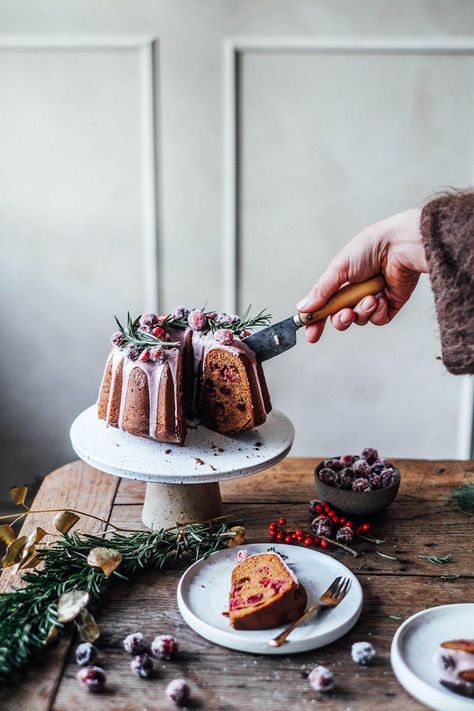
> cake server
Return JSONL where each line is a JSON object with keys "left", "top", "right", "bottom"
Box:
{"left": 243, "top": 274, "right": 386, "bottom": 361}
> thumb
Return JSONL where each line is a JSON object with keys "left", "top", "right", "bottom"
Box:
{"left": 296, "top": 257, "right": 349, "bottom": 312}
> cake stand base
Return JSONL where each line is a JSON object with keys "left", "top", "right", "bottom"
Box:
{"left": 70, "top": 406, "right": 294, "bottom": 531}
{"left": 142, "top": 481, "right": 224, "bottom": 529}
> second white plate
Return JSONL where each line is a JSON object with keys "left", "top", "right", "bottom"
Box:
{"left": 177, "top": 543, "right": 363, "bottom": 655}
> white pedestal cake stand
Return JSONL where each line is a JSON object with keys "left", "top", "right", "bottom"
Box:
{"left": 70, "top": 405, "right": 294, "bottom": 529}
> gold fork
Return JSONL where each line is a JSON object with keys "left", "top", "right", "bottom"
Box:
{"left": 268, "top": 576, "right": 351, "bottom": 647}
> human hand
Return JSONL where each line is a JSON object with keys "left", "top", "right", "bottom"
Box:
{"left": 296, "top": 208, "right": 428, "bottom": 343}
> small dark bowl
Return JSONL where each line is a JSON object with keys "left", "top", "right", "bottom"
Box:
{"left": 314, "top": 460, "right": 400, "bottom": 516}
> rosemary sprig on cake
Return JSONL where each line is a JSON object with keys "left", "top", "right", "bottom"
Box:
{"left": 112, "top": 306, "right": 272, "bottom": 360}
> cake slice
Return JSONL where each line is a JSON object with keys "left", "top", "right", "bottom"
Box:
{"left": 228, "top": 552, "right": 307, "bottom": 630}
{"left": 435, "top": 639, "right": 474, "bottom": 698}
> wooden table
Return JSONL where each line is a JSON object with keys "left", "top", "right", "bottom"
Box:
{"left": 2, "top": 457, "right": 473, "bottom": 711}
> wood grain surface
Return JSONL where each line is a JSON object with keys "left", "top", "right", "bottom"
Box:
{"left": 1, "top": 458, "right": 473, "bottom": 711}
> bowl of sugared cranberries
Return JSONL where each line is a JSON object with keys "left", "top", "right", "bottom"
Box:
{"left": 314, "top": 449, "right": 400, "bottom": 515}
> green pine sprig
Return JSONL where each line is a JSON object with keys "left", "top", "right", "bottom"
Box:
{"left": 0, "top": 521, "right": 240, "bottom": 686}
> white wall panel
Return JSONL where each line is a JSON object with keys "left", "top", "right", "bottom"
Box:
{"left": 237, "top": 49, "right": 474, "bottom": 457}
{"left": 0, "top": 46, "right": 153, "bottom": 501}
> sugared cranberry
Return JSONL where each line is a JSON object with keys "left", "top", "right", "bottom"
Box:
{"left": 352, "top": 478, "right": 372, "bottom": 493}
{"left": 123, "top": 632, "right": 146, "bottom": 655}
{"left": 368, "top": 472, "right": 382, "bottom": 489}
{"left": 339, "top": 467, "right": 356, "bottom": 489}
{"left": 311, "top": 515, "right": 331, "bottom": 533}
{"left": 126, "top": 344, "right": 140, "bottom": 361}
{"left": 138, "top": 348, "right": 150, "bottom": 362}
{"left": 75, "top": 642, "right": 97, "bottom": 666}
{"left": 318, "top": 468, "right": 338, "bottom": 486}
{"left": 361, "top": 448, "right": 379, "bottom": 465}
{"left": 351, "top": 641, "right": 376, "bottom": 665}
{"left": 111, "top": 331, "right": 124, "bottom": 347}
{"left": 340, "top": 454, "right": 355, "bottom": 466}
{"left": 240, "top": 329, "right": 251, "bottom": 338}
{"left": 308, "top": 665, "right": 334, "bottom": 692}
{"left": 188, "top": 309, "right": 207, "bottom": 331}
{"left": 131, "top": 653, "right": 154, "bottom": 678}
{"left": 316, "top": 523, "right": 332, "bottom": 538}
{"left": 171, "top": 305, "right": 188, "bottom": 320}
{"left": 336, "top": 526, "right": 354, "bottom": 544}
{"left": 166, "top": 679, "right": 190, "bottom": 706}
{"left": 324, "top": 458, "right": 344, "bottom": 471}
{"left": 150, "top": 346, "right": 165, "bottom": 362}
{"left": 76, "top": 666, "right": 106, "bottom": 692}
{"left": 353, "top": 459, "right": 369, "bottom": 476}
{"left": 380, "top": 468, "right": 396, "bottom": 488}
{"left": 370, "top": 462, "right": 385, "bottom": 475}
{"left": 214, "top": 328, "right": 234, "bottom": 345}
{"left": 309, "top": 499, "right": 322, "bottom": 516}
{"left": 139, "top": 313, "right": 158, "bottom": 329}
{"left": 151, "top": 634, "right": 179, "bottom": 660}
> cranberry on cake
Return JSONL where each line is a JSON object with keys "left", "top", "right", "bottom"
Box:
{"left": 228, "top": 552, "right": 307, "bottom": 630}
{"left": 435, "top": 639, "right": 474, "bottom": 698}
{"left": 97, "top": 307, "right": 272, "bottom": 445}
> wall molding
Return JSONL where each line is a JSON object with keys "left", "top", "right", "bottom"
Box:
{"left": 0, "top": 35, "right": 162, "bottom": 312}
{"left": 223, "top": 36, "right": 474, "bottom": 456}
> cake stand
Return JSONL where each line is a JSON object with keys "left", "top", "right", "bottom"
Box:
{"left": 70, "top": 405, "right": 294, "bottom": 529}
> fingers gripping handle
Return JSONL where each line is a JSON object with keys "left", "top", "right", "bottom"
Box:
{"left": 297, "top": 274, "right": 386, "bottom": 326}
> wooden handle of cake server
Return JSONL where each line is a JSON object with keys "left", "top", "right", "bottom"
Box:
{"left": 297, "top": 274, "right": 386, "bottom": 326}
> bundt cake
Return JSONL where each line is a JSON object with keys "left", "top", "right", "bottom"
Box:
{"left": 435, "top": 639, "right": 474, "bottom": 698}
{"left": 97, "top": 307, "right": 272, "bottom": 445}
{"left": 228, "top": 551, "right": 307, "bottom": 630}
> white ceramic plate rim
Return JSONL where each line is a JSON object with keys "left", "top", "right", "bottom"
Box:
{"left": 177, "top": 543, "right": 363, "bottom": 655}
{"left": 391, "top": 603, "right": 474, "bottom": 711}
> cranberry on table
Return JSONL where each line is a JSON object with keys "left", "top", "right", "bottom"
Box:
{"left": 130, "top": 653, "right": 154, "bottom": 679}
{"left": 351, "top": 641, "right": 376, "bottom": 665}
{"left": 308, "top": 665, "right": 334, "bottom": 692}
{"left": 123, "top": 632, "right": 146, "bottom": 655}
{"left": 151, "top": 634, "right": 179, "bottom": 660}
{"left": 336, "top": 526, "right": 354, "bottom": 544}
{"left": 75, "top": 642, "right": 97, "bottom": 666}
{"left": 277, "top": 517, "right": 287, "bottom": 526}
{"left": 76, "top": 666, "right": 106, "bottom": 693}
{"left": 166, "top": 678, "right": 190, "bottom": 706}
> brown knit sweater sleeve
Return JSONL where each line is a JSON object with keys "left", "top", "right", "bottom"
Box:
{"left": 420, "top": 191, "right": 474, "bottom": 375}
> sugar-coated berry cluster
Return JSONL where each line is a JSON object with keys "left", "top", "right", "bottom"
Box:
{"left": 318, "top": 449, "right": 400, "bottom": 492}
{"left": 75, "top": 631, "right": 184, "bottom": 700}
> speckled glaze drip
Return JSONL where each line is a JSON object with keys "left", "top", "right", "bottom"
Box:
{"left": 103, "top": 346, "right": 180, "bottom": 437}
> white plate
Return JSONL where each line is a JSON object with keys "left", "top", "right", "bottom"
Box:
{"left": 70, "top": 406, "right": 294, "bottom": 484}
{"left": 391, "top": 604, "right": 474, "bottom": 711}
{"left": 177, "top": 543, "right": 363, "bottom": 654}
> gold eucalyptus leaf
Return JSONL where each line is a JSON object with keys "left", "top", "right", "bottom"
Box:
{"left": 0, "top": 524, "right": 16, "bottom": 546}
{"left": 227, "top": 526, "right": 246, "bottom": 548}
{"left": 2, "top": 536, "right": 28, "bottom": 568}
{"left": 19, "top": 553, "right": 41, "bottom": 570}
{"left": 76, "top": 608, "right": 100, "bottom": 643}
{"left": 10, "top": 486, "right": 28, "bottom": 506}
{"left": 57, "top": 590, "right": 90, "bottom": 623}
{"left": 87, "top": 547, "right": 122, "bottom": 577}
{"left": 45, "top": 625, "right": 59, "bottom": 645}
{"left": 53, "top": 511, "right": 80, "bottom": 535}
{"left": 27, "top": 527, "right": 47, "bottom": 547}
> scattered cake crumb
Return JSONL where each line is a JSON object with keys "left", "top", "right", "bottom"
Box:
{"left": 164, "top": 448, "right": 172, "bottom": 454}
{"left": 194, "top": 457, "right": 204, "bottom": 465}
{"left": 209, "top": 465, "right": 217, "bottom": 471}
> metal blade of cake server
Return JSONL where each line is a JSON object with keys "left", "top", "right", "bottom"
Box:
{"left": 242, "top": 317, "right": 299, "bottom": 362}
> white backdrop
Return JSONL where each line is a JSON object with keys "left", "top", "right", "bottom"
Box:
{"left": 0, "top": 1, "right": 473, "bottom": 508}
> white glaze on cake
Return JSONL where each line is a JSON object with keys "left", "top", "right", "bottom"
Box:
{"left": 435, "top": 647, "right": 474, "bottom": 689}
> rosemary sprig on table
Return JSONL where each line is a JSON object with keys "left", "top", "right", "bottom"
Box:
{"left": 0, "top": 521, "right": 241, "bottom": 686}
{"left": 419, "top": 553, "right": 453, "bottom": 565}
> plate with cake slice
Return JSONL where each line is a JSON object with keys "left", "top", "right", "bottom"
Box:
{"left": 391, "top": 603, "right": 474, "bottom": 711}
{"left": 177, "top": 543, "right": 363, "bottom": 654}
